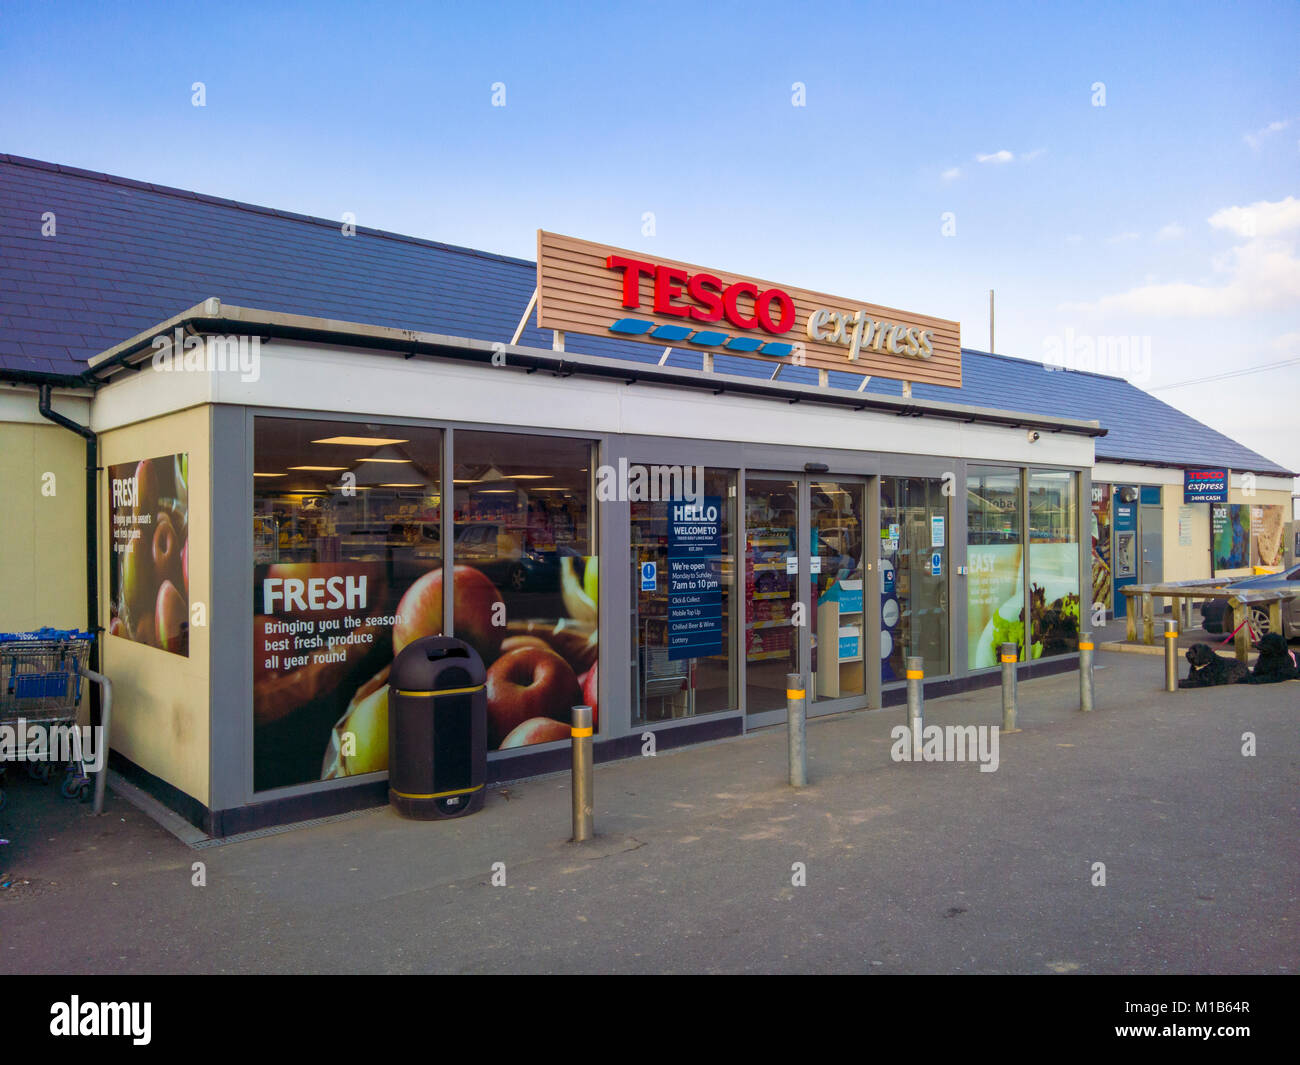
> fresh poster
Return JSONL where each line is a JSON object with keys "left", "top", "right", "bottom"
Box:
{"left": 967, "top": 544, "right": 1024, "bottom": 668}
{"left": 108, "top": 453, "right": 190, "bottom": 656}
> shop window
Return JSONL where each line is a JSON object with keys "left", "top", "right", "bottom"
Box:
{"left": 1028, "top": 470, "right": 1081, "bottom": 658}
{"left": 966, "top": 467, "right": 1024, "bottom": 668}
{"left": 631, "top": 469, "right": 736, "bottom": 723}
{"left": 252, "top": 417, "right": 443, "bottom": 792}
{"left": 880, "top": 476, "right": 949, "bottom": 680}
{"left": 452, "top": 431, "right": 597, "bottom": 751}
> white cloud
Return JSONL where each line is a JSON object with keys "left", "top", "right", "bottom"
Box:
{"left": 1106, "top": 231, "right": 1140, "bottom": 244}
{"left": 1208, "top": 195, "right": 1300, "bottom": 238}
{"left": 1062, "top": 197, "right": 1300, "bottom": 316}
{"left": 1061, "top": 235, "right": 1300, "bottom": 316}
{"left": 1155, "top": 223, "right": 1184, "bottom": 240}
{"left": 941, "top": 166, "right": 962, "bottom": 181}
{"left": 1273, "top": 331, "right": 1300, "bottom": 352}
{"left": 1244, "top": 119, "right": 1289, "bottom": 149}
{"left": 1021, "top": 148, "right": 1046, "bottom": 161}
{"left": 976, "top": 150, "right": 1014, "bottom": 164}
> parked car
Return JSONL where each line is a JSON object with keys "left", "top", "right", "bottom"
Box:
{"left": 1199, "top": 563, "right": 1300, "bottom": 640}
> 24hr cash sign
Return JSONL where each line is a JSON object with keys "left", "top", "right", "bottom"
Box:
{"left": 535, "top": 230, "right": 962, "bottom": 388}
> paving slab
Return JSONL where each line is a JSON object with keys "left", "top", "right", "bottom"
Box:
{"left": 1, "top": 650, "right": 1296, "bottom": 974}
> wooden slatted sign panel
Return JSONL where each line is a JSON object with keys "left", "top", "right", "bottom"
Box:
{"left": 536, "top": 230, "right": 961, "bottom": 388}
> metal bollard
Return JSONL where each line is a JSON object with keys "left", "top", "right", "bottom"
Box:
{"left": 786, "top": 672, "right": 807, "bottom": 787}
{"left": 1000, "top": 643, "right": 1019, "bottom": 732}
{"left": 570, "top": 705, "right": 594, "bottom": 842}
{"left": 1163, "top": 618, "right": 1179, "bottom": 693}
{"left": 905, "top": 657, "right": 924, "bottom": 759}
{"left": 1078, "top": 632, "right": 1094, "bottom": 713}
{"left": 78, "top": 664, "right": 112, "bottom": 816}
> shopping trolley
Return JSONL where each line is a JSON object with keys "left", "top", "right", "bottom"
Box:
{"left": 0, "top": 628, "right": 96, "bottom": 810}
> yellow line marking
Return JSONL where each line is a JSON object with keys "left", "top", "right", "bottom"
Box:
{"left": 391, "top": 783, "right": 484, "bottom": 800}
{"left": 1078, "top": 642, "right": 1094, "bottom": 650}
{"left": 785, "top": 689, "right": 805, "bottom": 699}
{"left": 905, "top": 670, "right": 924, "bottom": 679}
{"left": 571, "top": 726, "right": 594, "bottom": 737}
{"left": 1000, "top": 655, "right": 1018, "bottom": 663}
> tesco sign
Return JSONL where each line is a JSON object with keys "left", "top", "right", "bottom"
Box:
{"left": 606, "top": 256, "right": 797, "bottom": 334}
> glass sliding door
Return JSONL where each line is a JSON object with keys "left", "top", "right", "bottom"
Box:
{"left": 810, "top": 480, "right": 865, "bottom": 701}
{"left": 630, "top": 469, "right": 737, "bottom": 722}
{"left": 744, "top": 478, "right": 799, "bottom": 715}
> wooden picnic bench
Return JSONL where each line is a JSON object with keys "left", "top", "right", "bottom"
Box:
{"left": 1121, "top": 581, "right": 1298, "bottom": 663}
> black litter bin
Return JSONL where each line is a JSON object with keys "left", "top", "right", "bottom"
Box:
{"left": 387, "top": 636, "right": 487, "bottom": 819}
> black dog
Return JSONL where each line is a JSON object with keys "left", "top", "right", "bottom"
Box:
{"left": 1245, "top": 633, "right": 1300, "bottom": 684}
{"left": 1178, "top": 643, "right": 1250, "bottom": 687}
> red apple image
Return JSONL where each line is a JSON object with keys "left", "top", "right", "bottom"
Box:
{"left": 485, "top": 646, "right": 581, "bottom": 748}
{"left": 121, "top": 527, "right": 155, "bottom": 623}
{"left": 133, "top": 613, "right": 157, "bottom": 648}
{"left": 393, "top": 565, "right": 505, "bottom": 663}
{"left": 132, "top": 458, "right": 163, "bottom": 518}
{"left": 152, "top": 511, "right": 184, "bottom": 589}
{"left": 156, "top": 580, "right": 187, "bottom": 653}
{"left": 500, "top": 635, "right": 552, "bottom": 655}
{"left": 108, "top": 616, "right": 127, "bottom": 639}
{"left": 580, "top": 661, "right": 598, "bottom": 730}
{"left": 499, "top": 716, "right": 572, "bottom": 749}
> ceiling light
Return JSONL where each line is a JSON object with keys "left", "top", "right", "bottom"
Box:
{"left": 380, "top": 483, "right": 424, "bottom": 488}
{"left": 357, "top": 458, "right": 412, "bottom": 464}
{"left": 253, "top": 472, "right": 285, "bottom": 478}
{"left": 312, "top": 436, "right": 409, "bottom": 446}
{"left": 289, "top": 465, "right": 347, "bottom": 471}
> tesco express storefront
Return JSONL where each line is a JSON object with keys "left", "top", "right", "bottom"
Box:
{"left": 88, "top": 232, "right": 1101, "bottom": 835}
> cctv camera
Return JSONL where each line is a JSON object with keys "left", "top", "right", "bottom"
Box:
{"left": 1028, "top": 430, "right": 1041, "bottom": 443}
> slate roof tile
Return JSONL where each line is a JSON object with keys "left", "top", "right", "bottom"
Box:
{"left": 0, "top": 155, "right": 1291, "bottom": 475}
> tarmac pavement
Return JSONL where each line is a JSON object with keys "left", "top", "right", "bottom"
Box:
{"left": 1, "top": 649, "right": 1296, "bottom": 974}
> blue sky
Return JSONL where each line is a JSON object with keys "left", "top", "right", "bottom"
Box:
{"left": 3, "top": 0, "right": 1297, "bottom": 484}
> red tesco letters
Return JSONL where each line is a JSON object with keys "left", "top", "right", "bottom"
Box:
{"left": 606, "top": 256, "right": 795, "bottom": 335}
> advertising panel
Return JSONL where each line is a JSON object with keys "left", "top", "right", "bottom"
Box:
{"left": 1252, "top": 504, "right": 1285, "bottom": 568}
{"left": 967, "top": 544, "right": 1024, "bottom": 667}
{"left": 108, "top": 453, "right": 190, "bottom": 656}
{"left": 1212, "top": 504, "right": 1250, "bottom": 572}
{"left": 1090, "top": 484, "right": 1113, "bottom": 615}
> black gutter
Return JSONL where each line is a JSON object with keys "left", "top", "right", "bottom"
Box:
{"left": 87, "top": 314, "right": 1112, "bottom": 439}
{"left": 1, "top": 368, "right": 92, "bottom": 388}
{"left": 37, "top": 385, "right": 101, "bottom": 725}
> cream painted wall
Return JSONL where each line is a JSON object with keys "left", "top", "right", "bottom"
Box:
{"left": 1140, "top": 485, "right": 1292, "bottom": 583}
{"left": 0, "top": 422, "right": 88, "bottom": 636}
{"left": 98, "top": 405, "right": 211, "bottom": 805}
